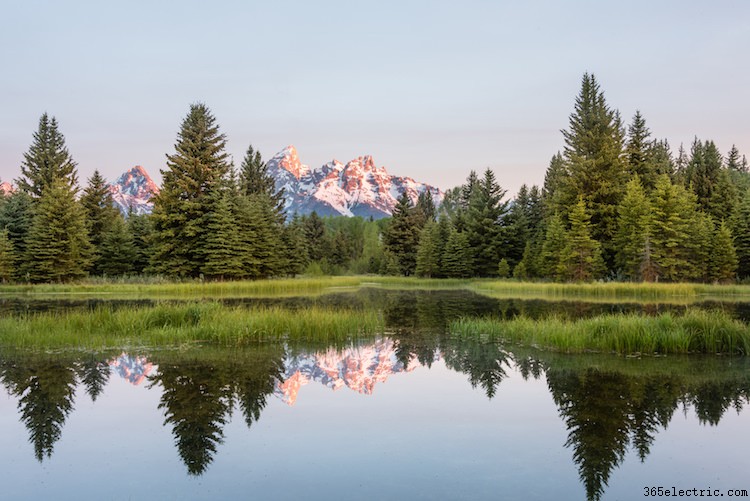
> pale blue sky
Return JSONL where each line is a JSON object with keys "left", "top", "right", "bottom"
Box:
{"left": 1, "top": 0, "right": 748, "bottom": 196}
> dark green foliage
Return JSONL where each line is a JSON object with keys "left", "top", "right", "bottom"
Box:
{"left": 731, "top": 190, "right": 750, "bottom": 279}
{"left": 625, "top": 111, "right": 655, "bottom": 188}
{"left": 649, "top": 175, "right": 697, "bottom": 282}
{"left": 615, "top": 177, "right": 653, "bottom": 280}
{"left": 711, "top": 220, "right": 737, "bottom": 283}
{"left": 98, "top": 215, "right": 136, "bottom": 276}
{"left": 277, "top": 215, "right": 308, "bottom": 276}
{"left": 464, "top": 168, "right": 508, "bottom": 276}
{"left": 685, "top": 139, "right": 737, "bottom": 222}
{"left": 239, "top": 144, "right": 285, "bottom": 221}
{"left": 0, "top": 191, "right": 33, "bottom": 264}
{"left": 127, "top": 212, "right": 153, "bottom": 274}
{"left": 539, "top": 213, "right": 568, "bottom": 281}
{"left": 559, "top": 73, "right": 627, "bottom": 267}
{"left": 77, "top": 358, "right": 111, "bottom": 402}
{"left": 542, "top": 152, "right": 566, "bottom": 215}
{"left": 415, "top": 221, "right": 441, "bottom": 277}
{"left": 150, "top": 103, "right": 230, "bottom": 278}
{"left": 303, "top": 212, "right": 328, "bottom": 262}
{"left": 81, "top": 170, "right": 120, "bottom": 275}
{"left": 200, "top": 188, "right": 245, "bottom": 280}
{"left": 0, "top": 229, "right": 15, "bottom": 282}
{"left": 236, "top": 194, "right": 283, "bottom": 279}
{"left": 23, "top": 178, "right": 92, "bottom": 282}
{"left": 441, "top": 229, "right": 471, "bottom": 278}
{"left": 497, "top": 258, "right": 510, "bottom": 278}
{"left": 382, "top": 193, "right": 421, "bottom": 276}
{"left": 415, "top": 190, "right": 436, "bottom": 223}
{"left": 17, "top": 113, "right": 78, "bottom": 197}
{"left": 560, "top": 198, "right": 604, "bottom": 281}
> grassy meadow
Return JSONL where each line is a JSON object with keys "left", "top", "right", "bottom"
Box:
{"left": 3, "top": 276, "right": 750, "bottom": 354}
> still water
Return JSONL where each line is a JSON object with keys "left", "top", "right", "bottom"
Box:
{"left": 1, "top": 290, "right": 749, "bottom": 500}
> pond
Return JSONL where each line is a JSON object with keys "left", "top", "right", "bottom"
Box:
{"left": 1, "top": 289, "right": 749, "bottom": 500}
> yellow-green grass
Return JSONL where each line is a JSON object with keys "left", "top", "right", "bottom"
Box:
{"left": 451, "top": 310, "right": 750, "bottom": 355}
{"left": 0, "top": 302, "right": 384, "bottom": 350}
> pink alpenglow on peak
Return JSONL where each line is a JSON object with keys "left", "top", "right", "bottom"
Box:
{"left": 109, "top": 165, "right": 160, "bottom": 216}
{"left": 0, "top": 181, "right": 15, "bottom": 195}
{"left": 266, "top": 145, "right": 443, "bottom": 219}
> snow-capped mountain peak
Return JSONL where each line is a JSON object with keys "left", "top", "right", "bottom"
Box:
{"left": 266, "top": 145, "right": 443, "bottom": 219}
{"left": 109, "top": 165, "right": 159, "bottom": 216}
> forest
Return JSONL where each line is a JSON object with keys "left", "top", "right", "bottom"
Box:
{"left": 1, "top": 73, "right": 749, "bottom": 284}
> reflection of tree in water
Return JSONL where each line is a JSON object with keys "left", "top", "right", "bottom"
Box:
{"left": 148, "top": 347, "right": 285, "bottom": 475}
{"left": 77, "top": 356, "right": 111, "bottom": 402}
{"left": 442, "top": 338, "right": 513, "bottom": 399}
{"left": 686, "top": 379, "right": 750, "bottom": 426}
{"left": 0, "top": 356, "right": 78, "bottom": 461}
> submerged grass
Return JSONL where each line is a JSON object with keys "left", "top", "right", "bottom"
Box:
{"left": 0, "top": 302, "right": 384, "bottom": 350}
{"left": 451, "top": 310, "right": 750, "bottom": 356}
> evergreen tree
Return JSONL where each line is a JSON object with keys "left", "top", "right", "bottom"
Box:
{"left": 539, "top": 213, "right": 569, "bottom": 281}
{"left": 0, "top": 229, "right": 15, "bottom": 282}
{"left": 615, "top": 177, "right": 653, "bottom": 280}
{"left": 730, "top": 190, "right": 750, "bottom": 278}
{"left": 0, "top": 191, "right": 33, "bottom": 278}
{"left": 382, "top": 193, "right": 421, "bottom": 276}
{"left": 441, "top": 229, "right": 471, "bottom": 278}
{"left": 685, "top": 139, "right": 737, "bottom": 222}
{"left": 127, "top": 211, "right": 153, "bottom": 274}
{"left": 23, "top": 178, "right": 92, "bottom": 282}
{"left": 81, "top": 170, "right": 120, "bottom": 275}
{"left": 98, "top": 215, "right": 135, "bottom": 276}
{"left": 649, "top": 175, "right": 697, "bottom": 282}
{"left": 559, "top": 73, "right": 627, "bottom": 267}
{"left": 726, "top": 145, "right": 748, "bottom": 173}
{"left": 415, "top": 221, "right": 441, "bottom": 277}
{"left": 542, "top": 152, "right": 566, "bottom": 215}
{"left": 201, "top": 191, "right": 245, "bottom": 280}
{"left": 17, "top": 113, "right": 78, "bottom": 197}
{"left": 710, "top": 221, "right": 737, "bottom": 283}
{"left": 278, "top": 216, "right": 308, "bottom": 276}
{"left": 465, "top": 168, "right": 508, "bottom": 276}
{"left": 497, "top": 258, "right": 510, "bottom": 279}
{"left": 150, "top": 103, "right": 230, "bottom": 277}
{"left": 649, "top": 139, "right": 676, "bottom": 182}
{"left": 625, "top": 111, "right": 656, "bottom": 188}
{"left": 689, "top": 212, "right": 714, "bottom": 282}
{"left": 239, "top": 144, "right": 285, "bottom": 222}
{"left": 415, "top": 190, "right": 437, "bottom": 223}
{"left": 560, "top": 198, "right": 604, "bottom": 281}
{"left": 303, "top": 212, "right": 328, "bottom": 262}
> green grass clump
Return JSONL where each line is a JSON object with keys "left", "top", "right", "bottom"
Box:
{"left": 451, "top": 310, "right": 750, "bottom": 355}
{"left": 0, "top": 302, "right": 384, "bottom": 350}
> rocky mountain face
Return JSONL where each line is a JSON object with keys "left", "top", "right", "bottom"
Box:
{"left": 0, "top": 181, "right": 14, "bottom": 195}
{"left": 275, "top": 338, "right": 428, "bottom": 405}
{"left": 104, "top": 146, "right": 441, "bottom": 218}
{"left": 108, "top": 165, "right": 159, "bottom": 216}
{"left": 266, "top": 145, "right": 443, "bottom": 219}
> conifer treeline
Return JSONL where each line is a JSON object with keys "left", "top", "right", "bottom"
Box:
{"left": 1, "top": 75, "right": 749, "bottom": 283}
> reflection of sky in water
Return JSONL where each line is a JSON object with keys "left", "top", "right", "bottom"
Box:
{"left": 2, "top": 349, "right": 750, "bottom": 501}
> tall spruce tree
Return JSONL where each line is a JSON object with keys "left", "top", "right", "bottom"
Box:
{"left": 539, "top": 212, "right": 568, "bottom": 281}
{"left": 441, "top": 228, "right": 471, "bottom": 278}
{"left": 0, "top": 229, "right": 15, "bottom": 282}
{"left": 415, "top": 221, "right": 441, "bottom": 277}
{"left": 23, "top": 178, "right": 92, "bottom": 282}
{"left": 239, "top": 144, "right": 285, "bottom": 222}
{"left": 560, "top": 198, "right": 604, "bottom": 281}
{"left": 615, "top": 177, "right": 653, "bottom": 280}
{"left": 649, "top": 175, "right": 697, "bottom": 282}
{"left": 150, "top": 103, "right": 230, "bottom": 277}
{"left": 382, "top": 192, "right": 421, "bottom": 276}
{"left": 0, "top": 191, "right": 33, "bottom": 274}
{"left": 559, "top": 73, "right": 626, "bottom": 268}
{"left": 710, "top": 221, "right": 737, "bottom": 283}
{"left": 201, "top": 187, "right": 245, "bottom": 280}
{"left": 17, "top": 113, "right": 78, "bottom": 197}
{"left": 127, "top": 211, "right": 153, "bottom": 274}
{"left": 730, "top": 190, "right": 750, "bottom": 278}
{"left": 625, "top": 111, "right": 655, "bottom": 188}
{"left": 81, "top": 170, "right": 120, "bottom": 275}
{"left": 685, "top": 139, "right": 737, "bottom": 222}
{"left": 98, "top": 215, "right": 136, "bottom": 276}
{"left": 465, "top": 168, "right": 508, "bottom": 276}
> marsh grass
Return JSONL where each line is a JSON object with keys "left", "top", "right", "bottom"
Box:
{"left": 0, "top": 302, "right": 384, "bottom": 350}
{"left": 451, "top": 310, "right": 750, "bottom": 355}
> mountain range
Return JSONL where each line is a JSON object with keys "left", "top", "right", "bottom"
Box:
{"left": 106, "top": 145, "right": 441, "bottom": 218}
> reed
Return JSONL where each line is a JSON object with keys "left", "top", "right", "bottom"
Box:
{"left": 451, "top": 310, "right": 750, "bottom": 355}
{"left": 0, "top": 302, "right": 384, "bottom": 350}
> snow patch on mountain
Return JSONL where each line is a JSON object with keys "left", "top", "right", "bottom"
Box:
{"left": 109, "top": 166, "right": 159, "bottom": 216}
{"left": 266, "top": 145, "right": 443, "bottom": 219}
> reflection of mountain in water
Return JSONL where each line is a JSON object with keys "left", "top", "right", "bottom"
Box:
{"left": 109, "top": 353, "right": 154, "bottom": 386}
{"left": 276, "top": 338, "right": 431, "bottom": 405}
